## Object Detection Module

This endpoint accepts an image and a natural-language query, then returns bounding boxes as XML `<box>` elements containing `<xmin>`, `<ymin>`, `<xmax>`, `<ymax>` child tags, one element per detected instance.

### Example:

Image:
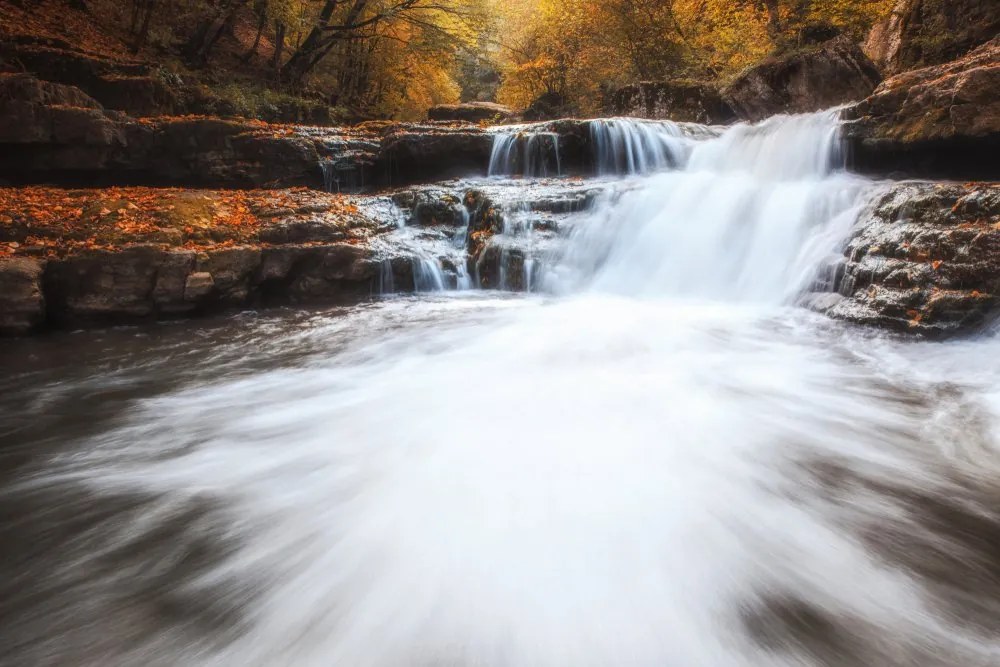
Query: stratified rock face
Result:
<box><xmin>607</xmin><ymin>81</ymin><xmax>736</xmax><ymax>124</ymax></box>
<box><xmin>0</xmin><ymin>258</ymin><xmax>46</xmax><ymax>335</ymax></box>
<box><xmin>0</xmin><ymin>72</ymin><xmax>126</xmax><ymax>172</ymax></box>
<box><xmin>376</xmin><ymin>125</ymin><xmax>494</xmax><ymax>185</ymax></box>
<box><xmin>811</xmin><ymin>182</ymin><xmax>1000</xmax><ymax>335</ymax></box>
<box><xmin>0</xmin><ymin>73</ymin><xmax>505</xmax><ymax>189</ymax></box>
<box><xmin>864</xmin><ymin>0</ymin><xmax>1000</xmax><ymax>76</ymax></box>
<box><xmin>723</xmin><ymin>36</ymin><xmax>882</xmax><ymax>122</ymax></box>
<box><xmin>427</xmin><ymin>102</ymin><xmax>515</xmax><ymax>123</ymax></box>
<box><xmin>844</xmin><ymin>37</ymin><xmax>999</xmax><ymax>179</ymax></box>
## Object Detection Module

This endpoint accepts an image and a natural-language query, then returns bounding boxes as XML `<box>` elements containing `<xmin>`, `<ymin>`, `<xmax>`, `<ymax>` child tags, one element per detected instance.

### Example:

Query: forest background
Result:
<box><xmin>7</xmin><ymin>0</ymin><xmax>903</xmax><ymax>121</ymax></box>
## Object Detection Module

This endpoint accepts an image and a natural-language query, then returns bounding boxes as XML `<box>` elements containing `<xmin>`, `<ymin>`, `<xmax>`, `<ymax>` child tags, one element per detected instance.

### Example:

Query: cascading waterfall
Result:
<box><xmin>480</xmin><ymin>110</ymin><xmax>872</xmax><ymax>302</ymax></box>
<box><xmin>561</xmin><ymin>109</ymin><xmax>871</xmax><ymax>301</ymax></box>
<box><xmin>488</xmin><ymin>128</ymin><xmax>563</xmax><ymax>178</ymax></box>
<box><xmin>589</xmin><ymin>118</ymin><xmax>705</xmax><ymax>175</ymax></box>
<box><xmin>8</xmin><ymin>108</ymin><xmax>1000</xmax><ymax>667</ymax></box>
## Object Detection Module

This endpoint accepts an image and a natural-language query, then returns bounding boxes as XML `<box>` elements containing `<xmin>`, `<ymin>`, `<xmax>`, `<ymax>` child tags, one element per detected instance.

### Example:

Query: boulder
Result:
<box><xmin>723</xmin><ymin>36</ymin><xmax>882</xmax><ymax>122</ymax></box>
<box><xmin>607</xmin><ymin>81</ymin><xmax>736</xmax><ymax>124</ymax></box>
<box><xmin>844</xmin><ymin>37</ymin><xmax>1000</xmax><ymax>179</ymax></box>
<box><xmin>0</xmin><ymin>73</ymin><xmax>125</xmax><ymax>174</ymax></box>
<box><xmin>0</xmin><ymin>258</ymin><xmax>46</xmax><ymax>335</ymax></box>
<box><xmin>522</xmin><ymin>92</ymin><xmax>577</xmax><ymax>122</ymax></box>
<box><xmin>427</xmin><ymin>102</ymin><xmax>515</xmax><ymax>123</ymax></box>
<box><xmin>810</xmin><ymin>182</ymin><xmax>1000</xmax><ymax>335</ymax></box>
<box><xmin>864</xmin><ymin>0</ymin><xmax>1000</xmax><ymax>76</ymax></box>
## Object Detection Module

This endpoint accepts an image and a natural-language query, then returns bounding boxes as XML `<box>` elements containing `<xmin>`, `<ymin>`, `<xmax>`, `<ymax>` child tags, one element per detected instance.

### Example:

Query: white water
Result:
<box><xmin>488</xmin><ymin>129</ymin><xmax>563</xmax><ymax>178</ymax></box>
<box><xmin>556</xmin><ymin>110</ymin><xmax>870</xmax><ymax>300</ymax></box>
<box><xmin>6</xmin><ymin>111</ymin><xmax>1000</xmax><ymax>666</ymax></box>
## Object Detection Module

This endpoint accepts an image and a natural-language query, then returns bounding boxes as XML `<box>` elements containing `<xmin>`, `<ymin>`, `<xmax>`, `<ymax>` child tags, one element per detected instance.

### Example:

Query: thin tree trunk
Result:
<box><xmin>131</xmin><ymin>0</ymin><xmax>157</xmax><ymax>53</ymax></box>
<box><xmin>243</xmin><ymin>0</ymin><xmax>268</xmax><ymax>62</ymax></box>
<box><xmin>283</xmin><ymin>0</ymin><xmax>370</xmax><ymax>85</ymax></box>
<box><xmin>763</xmin><ymin>0</ymin><xmax>782</xmax><ymax>40</ymax></box>
<box><xmin>272</xmin><ymin>21</ymin><xmax>286</xmax><ymax>82</ymax></box>
<box><xmin>186</xmin><ymin>0</ymin><xmax>249</xmax><ymax>67</ymax></box>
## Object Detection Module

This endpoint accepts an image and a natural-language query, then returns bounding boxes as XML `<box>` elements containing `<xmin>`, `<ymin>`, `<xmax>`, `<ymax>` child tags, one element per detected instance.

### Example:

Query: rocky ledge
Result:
<box><xmin>810</xmin><ymin>182</ymin><xmax>1000</xmax><ymax>335</ymax></box>
<box><xmin>0</xmin><ymin>73</ymin><xmax>502</xmax><ymax>190</ymax></box>
<box><xmin>0</xmin><ymin>186</ymin><xmax>469</xmax><ymax>335</ymax></box>
<box><xmin>845</xmin><ymin>37</ymin><xmax>1000</xmax><ymax>180</ymax></box>
<box><xmin>724</xmin><ymin>35</ymin><xmax>883</xmax><ymax>122</ymax></box>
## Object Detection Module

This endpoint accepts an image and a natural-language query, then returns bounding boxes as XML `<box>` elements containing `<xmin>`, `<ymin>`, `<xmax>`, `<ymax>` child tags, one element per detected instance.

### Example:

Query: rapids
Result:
<box><xmin>2</xmin><ymin>110</ymin><xmax>999</xmax><ymax>667</ymax></box>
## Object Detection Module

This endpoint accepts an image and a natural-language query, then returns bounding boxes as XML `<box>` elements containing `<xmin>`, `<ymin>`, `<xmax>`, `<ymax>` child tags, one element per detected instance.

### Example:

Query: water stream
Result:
<box><xmin>2</xmin><ymin>111</ymin><xmax>999</xmax><ymax>666</ymax></box>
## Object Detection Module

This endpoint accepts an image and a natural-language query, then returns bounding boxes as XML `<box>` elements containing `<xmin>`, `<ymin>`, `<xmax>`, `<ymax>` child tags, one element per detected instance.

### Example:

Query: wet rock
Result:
<box><xmin>152</xmin><ymin>251</ymin><xmax>197</xmax><ymax>312</ymax></box>
<box><xmin>427</xmin><ymin>102</ymin><xmax>515</xmax><ymax>123</ymax></box>
<box><xmin>812</xmin><ymin>182</ymin><xmax>1000</xmax><ymax>335</ymax></box>
<box><xmin>183</xmin><ymin>272</ymin><xmax>215</xmax><ymax>301</ymax></box>
<box><xmin>864</xmin><ymin>0</ymin><xmax>1000</xmax><ymax>76</ymax></box>
<box><xmin>195</xmin><ymin>248</ymin><xmax>262</xmax><ymax>303</ymax></box>
<box><xmin>723</xmin><ymin>36</ymin><xmax>882</xmax><ymax>122</ymax></box>
<box><xmin>608</xmin><ymin>80</ymin><xmax>736</xmax><ymax>124</ymax></box>
<box><xmin>844</xmin><ymin>37</ymin><xmax>1000</xmax><ymax>180</ymax></box>
<box><xmin>0</xmin><ymin>258</ymin><xmax>46</xmax><ymax>335</ymax></box>
<box><xmin>43</xmin><ymin>245</ymin><xmax>164</xmax><ymax>325</ymax></box>
<box><xmin>377</xmin><ymin>125</ymin><xmax>493</xmax><ymax>185</ymax></box>
<box><xmin>391</xmin><ymin>188</ymin><xmax>465</xmax><ymax>227</ymax></box>
<box><xmin>258</xmin><ymin>219</ymin><xmax>347</xmax><ymax>244</ymax></box>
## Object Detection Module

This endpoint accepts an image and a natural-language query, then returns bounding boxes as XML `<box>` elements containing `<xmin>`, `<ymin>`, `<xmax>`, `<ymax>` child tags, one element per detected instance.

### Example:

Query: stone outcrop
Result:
<box><xmin>376</xmin><ymin>124</ymin><xmax>495</xmax><ymax>185</ymax></box>
<box><xmin>844</xmin><ymin>37</ymin><xmax>1000</xmax><ymax>180</ymax></box>
<box><xmin>607</xmin><ymin>80</ymin><xmax>736</xmax><ymax>124</ymax></box>
<box><xmin>521</xmin><ymin>92</ymin><xmax>578</xmax><ymax>122</ymax></box>
<box><xmin>723</xmin><ymin>36</ymin><xmax>882</xmax><ymax>122</ymax></box>
<box><xmin>0</xmin><ymin>35</ymin><xmax>339</xmax><ymax>123</ymax></box>
<box><xmin>0</xmin><ymin>257</ymin><xmax>46</xmax><ymax>335</ymax></box>
<box><xmin>864</xmin><ymin>0</ymin><xmax>1000</xmax><ymax>76</ymax></box>
<box><xmin>0</xmin><ymin>73</ymin><xmax>509</xmax><ymax>189</ymax></box>
<box><xmin>427</xmin><ymin>102</ymin><xmax>515</xmax><ymax>123</ymax></box>
<box><xmin>0</xmin><ymin>186</ymin><xmax>430</xmax><ymax>334</ymax></box>
<box><xmin>810</xmin><ymin>182</ymin><xmax>1000</xmax><ymax>335</ymax></box>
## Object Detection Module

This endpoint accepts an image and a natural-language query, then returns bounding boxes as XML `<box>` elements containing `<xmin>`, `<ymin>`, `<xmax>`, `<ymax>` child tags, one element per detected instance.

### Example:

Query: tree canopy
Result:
<box><xmin>103</xmin><ymin>0</ymin><xmax>895</xmax><ymax>119</ymax></box>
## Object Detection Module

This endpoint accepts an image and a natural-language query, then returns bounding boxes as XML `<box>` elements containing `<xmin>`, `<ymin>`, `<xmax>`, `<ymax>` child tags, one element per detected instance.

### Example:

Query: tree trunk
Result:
<box><xmin>186</xmin><ymin>0</ymin><xmax>249</xmax><ymax>67</ymax></box>
<box><xmin>763</xmin><ymin>0</ymin><xmax>782</xmax><ymax>39</ymax></box>
<box><xmin>243</xmin><ymin>0</ymin><xmax>268</xmax><ymax>62</ymax></box>
<box><xmin>272</xmin><ymin>21</ymin><xmax>286</xmax><ymax>82</ymax></box>
<box><xmin>282</xmin><ymin>0</ymin><xmax>370</xmax><ymax>85</ymax></box>
<box><xmin>131</xmin><ymin>0</ymin><xmax>157</xmax><ymax>53</ymax></box>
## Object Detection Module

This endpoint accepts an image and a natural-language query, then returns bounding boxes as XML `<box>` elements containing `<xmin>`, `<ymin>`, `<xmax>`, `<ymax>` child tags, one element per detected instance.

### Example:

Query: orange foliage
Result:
<box><xmin>0</xmin><ymin>187</ymin><xmax>366</xmax><ymax>259</ymax></box>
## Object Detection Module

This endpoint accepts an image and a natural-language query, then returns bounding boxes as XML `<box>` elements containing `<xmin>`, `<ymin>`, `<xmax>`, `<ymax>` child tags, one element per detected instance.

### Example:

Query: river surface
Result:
<box><xmin>2</xmin><ymin>111</ymin><xmax>1000</xmax><ymax>666</ymax></box>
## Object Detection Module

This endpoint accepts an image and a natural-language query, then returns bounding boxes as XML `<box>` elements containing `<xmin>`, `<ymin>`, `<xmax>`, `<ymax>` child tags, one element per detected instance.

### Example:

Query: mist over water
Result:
<box><xmin>3</xmin><ymin>112</ymin><xmax>1000</xmax><ymax>666</ymax></box>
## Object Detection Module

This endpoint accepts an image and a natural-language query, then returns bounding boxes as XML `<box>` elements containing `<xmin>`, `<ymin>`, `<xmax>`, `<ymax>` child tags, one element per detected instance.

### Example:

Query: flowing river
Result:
<box><xmin>2</xmin><ymin>111</ymin><xmax>999</xmax><ymax>666</ymax></box>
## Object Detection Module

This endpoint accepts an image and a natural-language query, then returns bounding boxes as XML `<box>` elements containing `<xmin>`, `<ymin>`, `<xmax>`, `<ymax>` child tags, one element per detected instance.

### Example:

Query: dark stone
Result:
<box><xmin>392</xmin><ymin>189</ymin><xmax>465</xmax><ymax>227</ymax></box>
<box><xmin>723</xmin><ymin>36</ymin><xmax>882</xmax><ymax>122</ymax></box>
<box><xmin>427</xmin><ymin>102</ymin><xmax>515</xmax><ymax>123</ymax></box>
<box><xmin>0</xmin><ymin>258</ymin><xmax>46</xmax><ymax>335</ymax></box>
<box><xmin>607</xmin><ymin>80</ymin><xmax>737</xmax><ymax>124</ymax></box>
<box><xmin>810</xmin><ymin>182</ymin><xmax>1000</xmax><ymax>335</ymax></box>
<box><xmin>377</xmin><ymin>126</ymin><xmax>493</xmax><ymax>185</ymax></box>
<box><xmin>522</xmin><ymin>92</ymin><xmax>577</xmax><ymax>122</ymax></box>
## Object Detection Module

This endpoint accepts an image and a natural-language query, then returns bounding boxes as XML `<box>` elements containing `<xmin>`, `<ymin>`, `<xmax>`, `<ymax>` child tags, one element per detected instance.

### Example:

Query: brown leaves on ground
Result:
<box><xmin>0</xmin><ymin>187</ymin><xmax>368</xmax><ymax>259</ymax></box>
<box><xmin>0</xmin><ymin>0</ymin><xmax>131</xmax><ymax>60</ymax></box>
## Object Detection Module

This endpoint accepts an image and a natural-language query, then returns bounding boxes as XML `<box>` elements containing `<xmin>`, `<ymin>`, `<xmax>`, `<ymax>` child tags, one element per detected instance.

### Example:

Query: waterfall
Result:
<box><xmin>589</xmin><ymin>118</ymin><xmax>701</xmax><ymax>175</ymax></box>
<box><xmin>17</xmin><ymin>108</ymin><xmax>1000</xmax><ymax>667</ymax></box>
<box><xmin>540</xmin><ymin>110</ymin><xmax>873</xmax><ymax>303</ymax></box>
<box><xmin>488</xmin><ymin>129</ymin><xmax>563</xmax><ymax>178</ymax></box>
